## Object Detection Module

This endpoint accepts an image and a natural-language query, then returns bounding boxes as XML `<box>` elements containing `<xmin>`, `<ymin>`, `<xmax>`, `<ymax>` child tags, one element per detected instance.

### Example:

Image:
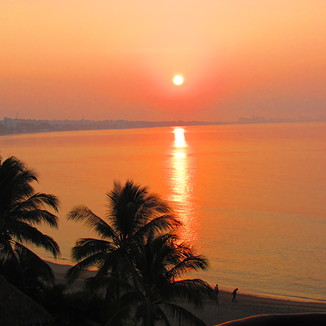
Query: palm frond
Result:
<box><xmin>132</xmin><ymin>233</ymin><xmax>178</xmax><ymax>275</ymax></box>
<box><xmin>0</xmin><ymin>156</ymin><xmax>37</xmax><ymax>200</ymax></box>
<box><xmin>136</xmin><ymin>193</ymin><xmax>172</xmax><ymax>219</ymax></box>
<box><xmin>108</xmin><ymin>180</ymin><xmax>172</xmax><ymax>238</ymax></box>
<box><xmin>133</xmin><ymin>214</ymin><xmax>180</xmax><ymax>240</ymax></box>
<box><xmin>167</xmin><ymin>255</ymin><xmax>208</xmax><ymax>279</ymax></box>
<box><xmin>8</xmin><ymin>220</ymin><xmax>60</xmax><ymax>257</ymax></box>
<box><xmin>0</xmin><ymin>237</ymin><xmax>18</xmax><ymax>264</ymax></box>
<box><xmin>14</xmin><ymin>209</ymin><xmax>59</xmax><ymax>228</ymax></box>
<box><xmin>65</xmin><ymin>252</ymin><xmax>105</xmax><ymax>283</ymax></box>
<box><xmin>107</xmin><ymin>180</ymin><xmax>142</xmax><ymax>214</ymax></box>
<box><xmin>14</xmin><ymin>242</ymin><xmax>55</xmax><ymax>284</ymax></box>
<box><xmin>108</xmin><ymin>181</ymin><xmax>142</xmax><ymax>238</ymax></box>
<box><xmin>68</xmin><ymin>205</ymin><xmax>116</xmax><ymax>239</ymax></box>
<box><xmin>0</xmin><ymin>156</ymin><xmax>37</xmax><ymax>183</ymax></box>
<box><xmin>163</xmin><ymin>279</ymin><xmax>215</xmax><ymax>307</ymax></box>
<box><xmin>14</xmin><ymin>192</ymin><xmax>59</xmax><ymax>213</ymax></box>
<box><xmin>163</xmin><ymin>302</ymin><xmax>207</xmax><ymax>326</ymax></box>
<box><xmin>72</xmin><ymin>238</ymin><xmax>115</xmax><ymax>261</ymax></box>
<box><xmin>0</xmin><ymin>238</ymin><xmax>25</xmax><ymax>286</ymax></box>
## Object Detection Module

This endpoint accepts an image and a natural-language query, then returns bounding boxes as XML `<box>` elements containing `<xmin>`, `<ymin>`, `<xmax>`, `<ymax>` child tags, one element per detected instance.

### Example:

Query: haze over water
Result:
<box><xmin>1</xmin><ymin>122</ymin><xmax>325</xmax><ymax>302</ymax></box>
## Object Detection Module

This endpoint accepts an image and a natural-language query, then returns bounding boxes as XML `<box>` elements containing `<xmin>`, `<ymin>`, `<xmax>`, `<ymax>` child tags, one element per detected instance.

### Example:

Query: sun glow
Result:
<box><xmin>172</xmin><ymin>74</ymin><xmax>184</xmax><ymax>86</ymax></box>
<box><xmin>173</xmin><ymin>127</ymin><xmax>187</xmax><ymax>148</ymax></box>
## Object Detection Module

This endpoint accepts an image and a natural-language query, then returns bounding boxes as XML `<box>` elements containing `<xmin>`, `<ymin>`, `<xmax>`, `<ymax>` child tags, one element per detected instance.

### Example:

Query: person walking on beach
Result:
<box><xmin>232</xmin><ymin>288</ymin><xmax>238</xmax><ymax>302</ymax></box>
<box><xmin>214</xmin><ymin>283</ymin><xmax>219</xmax><ymax>305</ymax></box>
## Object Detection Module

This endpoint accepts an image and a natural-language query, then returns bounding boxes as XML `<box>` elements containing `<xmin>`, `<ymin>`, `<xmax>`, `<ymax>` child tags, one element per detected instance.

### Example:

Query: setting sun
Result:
<box><xmin>172</xmin><ymin>74</ymin><xmax>184</xmax><ymax>86</ymax></box>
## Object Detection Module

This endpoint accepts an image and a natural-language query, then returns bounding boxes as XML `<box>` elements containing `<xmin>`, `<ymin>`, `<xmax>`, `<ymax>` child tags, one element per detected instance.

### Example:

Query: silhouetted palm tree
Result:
<box><xmin>0</xmin><ymin>156</ymin><xmax>60</xmax><ymax>290</ymax></box>
<box><xmin>68</xmin><ymin>180</ymin><xmax>214</xmax><ymax>325</ymax></box>
<box><xmin>105</xmin><ymin>232</ymin><xmax>214</xmax><ymax>326</ymax></box>
<box><xmin>66</xmin><ymin>180</ymin><xmax>179</xmax><ymax>283</ymax></box>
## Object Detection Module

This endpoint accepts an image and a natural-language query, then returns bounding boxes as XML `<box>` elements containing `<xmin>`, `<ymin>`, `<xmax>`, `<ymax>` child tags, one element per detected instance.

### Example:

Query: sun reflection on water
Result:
<box><xmin>174</xmin><ymin>127</ymin><xmax>187</xmax><ymax>148</ymax></box>
<box><xmin>169</xmin><ymin>127</ymin><xmax>197</xmax><ymax>243</ymax></box>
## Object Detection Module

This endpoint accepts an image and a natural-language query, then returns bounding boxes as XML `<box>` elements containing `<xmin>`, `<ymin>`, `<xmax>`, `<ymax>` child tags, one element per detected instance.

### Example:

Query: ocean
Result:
<box><xmin>1</xmin><ymin>122</ymin><xmax>325</xmax><ymax>302</ymax></box>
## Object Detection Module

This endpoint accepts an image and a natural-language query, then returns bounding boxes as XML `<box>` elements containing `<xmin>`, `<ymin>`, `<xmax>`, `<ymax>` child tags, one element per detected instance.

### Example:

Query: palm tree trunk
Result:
<box><xmin>145</xmin><ymin>296</ymin><xmax>153</xmax><ymax>326</ymax></box>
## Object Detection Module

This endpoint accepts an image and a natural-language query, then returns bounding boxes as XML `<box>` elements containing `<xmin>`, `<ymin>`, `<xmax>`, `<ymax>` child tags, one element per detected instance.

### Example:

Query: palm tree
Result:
<box><xmin>106</xmin><ymin>232</ymin><xmax>214</xmax><ymax>326</ymax></box>
<box><xmin>66</xmin><ymin>180</ymin><xmax>179</xmax><ymax>282</ymax></box>
<box><xmin>67</xmin><ymin>180</ymin><xmax>214</xmax><ymax>325</ymax></box>
<box><xmin>0</xmin><ymin>156</ymin><xmax>60</xmax><ymax>291</ymax></box>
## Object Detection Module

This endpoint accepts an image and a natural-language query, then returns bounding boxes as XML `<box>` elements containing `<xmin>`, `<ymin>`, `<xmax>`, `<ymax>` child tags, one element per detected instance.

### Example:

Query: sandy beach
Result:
<box><xmin>48</xmin><ymin>261</ymin><xmax>326</xmax><ymax>325</ymax></box>
<box><xmin>184</xmin><ymin>291</ymin><xmax>326</xmax><ymax>325</ymax></box>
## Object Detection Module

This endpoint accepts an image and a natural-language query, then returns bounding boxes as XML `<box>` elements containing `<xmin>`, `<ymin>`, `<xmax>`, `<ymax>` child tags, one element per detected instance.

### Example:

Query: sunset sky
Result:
<box><xmin>1</xmin><ymin>0</ymin><xmax>325</xmax><ymax>121</ymax></box>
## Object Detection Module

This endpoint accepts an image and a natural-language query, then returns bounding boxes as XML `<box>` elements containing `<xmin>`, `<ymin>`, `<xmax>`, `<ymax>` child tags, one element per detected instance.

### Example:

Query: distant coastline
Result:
<box><xmin>1</xmin><ymin>116</ymin><xmax>326</xmax><ymax>136</ymax></box>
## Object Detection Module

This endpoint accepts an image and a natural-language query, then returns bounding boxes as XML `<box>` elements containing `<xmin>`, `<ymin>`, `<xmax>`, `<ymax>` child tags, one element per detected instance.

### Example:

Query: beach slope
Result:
<box><xmin>48</xmin><ymin>261</ymin><xmax>326</xmax><ymax>326</ymax></box>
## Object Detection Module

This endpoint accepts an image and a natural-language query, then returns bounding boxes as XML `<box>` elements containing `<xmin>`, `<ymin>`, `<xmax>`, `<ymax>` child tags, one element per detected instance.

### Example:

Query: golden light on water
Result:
<box><xmin>169</xmin><ymin>127</ymin><xmax>197</xmax><ymax>242</ymax></box>
<box><xmin>174</xmin><ymin>127</ymin><xmax>187</xmax><ymax>148</ymax></box>
<box><xmin>173</xmin><ymin>152</ymin><xmax>186</xmax><ymax>159</ymax></box>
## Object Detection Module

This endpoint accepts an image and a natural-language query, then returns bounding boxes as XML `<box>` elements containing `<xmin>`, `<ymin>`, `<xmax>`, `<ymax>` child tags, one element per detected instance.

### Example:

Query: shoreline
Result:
<box><xmin>47</xmin><ymin>261</ymin><xmax>326</xmax><ymax>325</ymax></box>
<box><xmin>47</xmin><ymin>260</ymin><xmax>325</xmax><ymax>305</ymax></box>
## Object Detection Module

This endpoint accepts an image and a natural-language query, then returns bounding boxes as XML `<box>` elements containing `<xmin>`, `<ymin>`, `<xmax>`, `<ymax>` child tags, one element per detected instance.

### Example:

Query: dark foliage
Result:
<box><xmin>0</xmin><ymin>156</ymin><xmax>60</xmax><ymax>293</ymax></box>
<box><xmin>67</xmin><ymin>180</ymin><xmax>215</xmax><ymax>325</ymax></box>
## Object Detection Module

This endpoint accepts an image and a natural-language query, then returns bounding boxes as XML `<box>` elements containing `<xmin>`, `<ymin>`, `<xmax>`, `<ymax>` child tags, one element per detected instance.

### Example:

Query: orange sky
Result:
<box><xmin>1</xmin><ymin>0</ymin><xmax>325</xmax><ymax>121</ymax></box>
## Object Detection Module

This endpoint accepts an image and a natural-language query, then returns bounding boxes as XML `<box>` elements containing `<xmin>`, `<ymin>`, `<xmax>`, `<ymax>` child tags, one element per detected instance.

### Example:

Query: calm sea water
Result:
<box><xmin>1</xmin><ymin>122</ymin><xmax>325</xmax><ymax>302</ymax></box>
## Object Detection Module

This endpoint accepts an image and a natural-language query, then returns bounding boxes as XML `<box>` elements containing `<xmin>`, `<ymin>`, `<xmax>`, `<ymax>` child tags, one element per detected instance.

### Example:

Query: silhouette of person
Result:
<box><xmin>214</xmin><ymin>284</ymin><xmax>219</xmax><ymax>304</ymax></box>
<box><xmin>232</xmin><ymin>288</ymin><xmax>238</xmax><ymax>302</ymax></box>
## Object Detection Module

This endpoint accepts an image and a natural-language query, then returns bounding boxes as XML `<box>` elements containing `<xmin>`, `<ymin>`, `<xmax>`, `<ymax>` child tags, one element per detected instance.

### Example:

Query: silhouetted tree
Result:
<box><xmin>67</xmin><ymin>180</ymin><xmax>214</xmax><ymax>325</ymax></box>
<box><xmin>105</xmin><ymin>232</ymin><xmax>213</xmax><ymax>326</ymax></box>
<box><xmin>0</xmin><ymin>156</ymin><xmax>60</xmax><ymax>292</ymax></box>
<box><xmin>66</xmin><ymin>180</ymin><xmax>178</xmax><ymax>282</ymax></box>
